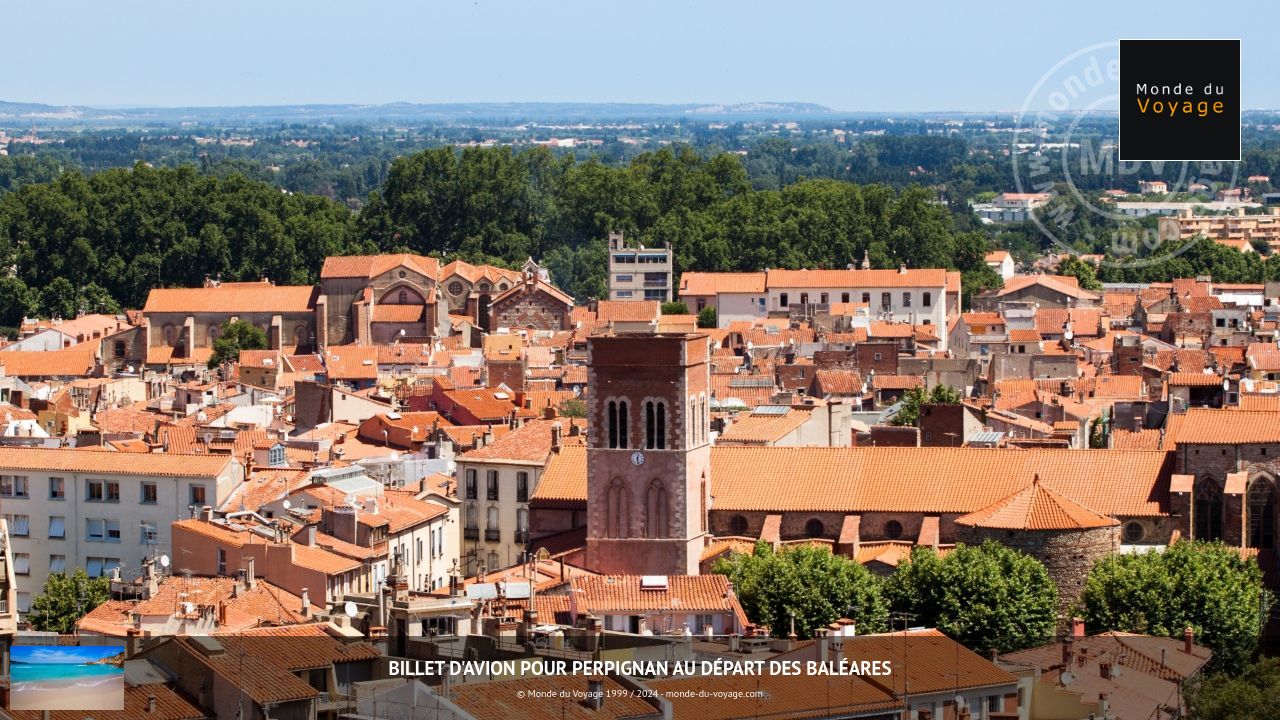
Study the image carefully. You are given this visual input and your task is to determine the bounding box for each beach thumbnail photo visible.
[9,644,125,711]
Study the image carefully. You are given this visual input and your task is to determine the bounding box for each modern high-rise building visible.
[606,231,673,302]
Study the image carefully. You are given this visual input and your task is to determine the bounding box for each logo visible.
[1119,39,1240,161]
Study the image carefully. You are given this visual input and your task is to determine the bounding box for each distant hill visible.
[0,100,839,126]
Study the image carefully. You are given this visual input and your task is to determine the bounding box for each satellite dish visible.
[159,554,170,568]
[1063,330,1074,341]
[282,500,292,510]
[181,602,195,614]
[344,601,358,618]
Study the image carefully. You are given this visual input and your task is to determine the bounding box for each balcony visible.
[514,530,529,545]
[484,528,501,543]
[464,527,480,541]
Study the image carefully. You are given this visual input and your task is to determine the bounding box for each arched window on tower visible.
[645,401,666,449]
[606,478,629,538]
[646,480,669,539]
[607,401,618,448]
[1247,476,1277,549]
[1195,476,1224,541]
[618,400,628,448]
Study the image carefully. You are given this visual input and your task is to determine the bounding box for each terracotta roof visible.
[490,277,575,308]
[871,374,924,390]
[868,321,915,338]
[1173,408,1280,444]
[535,445,1171,517]
[449,675,657,720]
[1237,394,1280,412]
[718,408,812,444]
[998,274,1099,300]
[1111,428,1164,450]
[323,346,379,381]
[1008,328,1043,342]
[594,300,660,323]
[813,369,863,396]
[143,282,315,314]
[442,387,519,422]
[0,447,232,477]
[1168,371,1224,387]
[986,250,1011,262]
[955,476,1119,530]
[679,272,768,295]
[370,304,425,323]
[1037,308,1105,337]
[92,408,163,436]
[0,347,97,377]
[766,268,949,289]
[319,253,440,279]
[570,574,743,614]
[459,418,586,462]
[651,669,898,720]
[962,312,1004,326]
[439,424,513,448]
[9,683,205,720]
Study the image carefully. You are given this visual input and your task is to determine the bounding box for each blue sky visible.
[12,645,122,664]
[10,0,1278,110]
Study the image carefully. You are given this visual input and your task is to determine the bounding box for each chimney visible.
[551,423,562,453]
[898,264,907,274]
[370,497,379,515]
[1077,647,1088,667]
[146,695,157,714]
[543,405,557,420]
[1098,693,1109,718]
[201,505,213,522]
[1072,617,1085,638]
[244,558,256,590]
[301,588,311,618]
[305,525,317,547]
[586,679,604,710]
[217,601,228,626]
[1184,626,1194,654]
[1062,637,1074,665]
[815,627,829,661]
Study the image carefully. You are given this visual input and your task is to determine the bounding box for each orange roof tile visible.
[594,300,660,322]
[143,282,315,314]
[718,408,812,444]
[0,346,98,377]
[1110,428,1163,450]
[570,574,742,614]
[955,476,1119,530]
[459,418,587,462]
[767,267,949,289]
[998,274,1099,300]
[679,272,768,295]
[1173,408,1280,444]
[370,304,425,323]
[0,447,232,477]
[319,253,440,279]
[323,346,379,381]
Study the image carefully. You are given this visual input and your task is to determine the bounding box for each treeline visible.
[0,146,1002,327]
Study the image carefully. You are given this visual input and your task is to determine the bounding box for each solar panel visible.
[751,406,791,416]
[465,583,498,599]
[502,582,532,599]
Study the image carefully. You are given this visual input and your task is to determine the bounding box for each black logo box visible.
[1119,39,1240,162]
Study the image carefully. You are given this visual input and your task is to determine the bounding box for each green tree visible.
[1185,657,1280,720]
[0,276,34,329]
[29,568,110,634]
[714,542,888,639]
[38,277,79,319]
[660,301,689,315]
[1081,541,1273,673]
[890,383,963,427]
[885,542,1058,653]
[557,397,587,418]
[208,319,268,368]
[697,306,717,328]
[1056,255,1104,290]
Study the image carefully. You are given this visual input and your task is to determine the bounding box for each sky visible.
[9,0,1279,111]
[12,645,122,664]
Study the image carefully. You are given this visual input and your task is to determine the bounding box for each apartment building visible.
[606,231,673,302]
[1157,206,1280,252]
[0,448,243,613]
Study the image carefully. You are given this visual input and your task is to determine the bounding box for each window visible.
[417,538,423,565]
[13,554,28,576]
[141,482,157,504]
[861,292,870,304]
[48,516,65,539]
[105,519,121,543]
[1195,477,1224,541]
[217,548,226,575]
[1123,522,1145,543]
[465,504,478,529]
[615,274,633,283]
[1247,477,1276,549]
[645,400,666,449]
[49,477,64,500]
[616,290,633,298]
[841,292,850,303]
[141,525,158,544]
[5,514,28,537]
[106,481,120,502]
[189,484,206,506]
[516,472,529,503]
[819,293,828,304]
[486,470,499,501]
[779,293,789,308]
[799,293,809,305]
[884,520,904,539]
[923,292,932,307]
[268,446,285,466]
[49,555,66,574]
[607,400,629,449]
[729,515,748,535]
[86,518,105,542]
[1,475,28,498]
[804,518,825,538]
[645,480,669,539]
[86,480,104,501]
[606,478,629,538]
[486,551,499,572]
[114,340,126,356]
[880,292,891,308]
[465,469,478,500]
[902,292,912,307]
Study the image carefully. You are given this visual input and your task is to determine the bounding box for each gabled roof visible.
[678,272,767,295]
[955,476,1119,530]
[489,277,575,308]
[998,274,1100,301]
[766,267,949,289]
[459,418,587,462]
[1173,408,1280,444]
[0,347,98,377]
[570,574,742,614]
[320,253,440,280]
[0,447,233,477]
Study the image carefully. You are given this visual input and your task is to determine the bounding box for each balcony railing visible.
[514,530,529,544]
[464,527,480,541]
[485,528,501,543]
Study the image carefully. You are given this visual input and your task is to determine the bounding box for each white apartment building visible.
[0,448,243,615]
[606,231,673,302]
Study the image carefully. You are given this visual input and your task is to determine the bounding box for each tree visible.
[885,542,1058,653]
[660,301,689,315]
[697,306,717,328]
[557,397,587,418]
[208,319,268,368]
[29,568,110,634]
[1185,657,1280,720]
[1081,540,1273,673]
[38,278,79,319]
[1057,255,1104,290]
[714,542,888,639]
[0,276,34,329]
[889,383,963,427]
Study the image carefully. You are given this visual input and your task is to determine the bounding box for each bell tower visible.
[585,331,712,575]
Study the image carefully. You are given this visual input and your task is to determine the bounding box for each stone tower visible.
[584,331,712,575]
